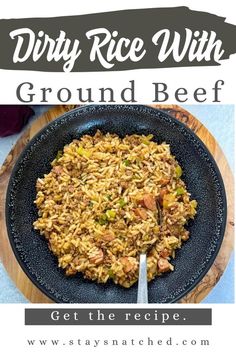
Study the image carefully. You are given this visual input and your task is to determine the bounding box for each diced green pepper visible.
[191,200,197,208]
[190,200,198,214]
[77,146,91,158]
[176,187,185,195]
[106,209,116,220]
[175,165,183,178]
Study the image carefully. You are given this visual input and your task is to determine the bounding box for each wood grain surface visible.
[0,104,234,303]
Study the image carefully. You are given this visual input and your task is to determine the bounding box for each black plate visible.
[6,105,227,303]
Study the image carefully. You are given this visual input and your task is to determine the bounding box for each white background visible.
[0,1,235,353]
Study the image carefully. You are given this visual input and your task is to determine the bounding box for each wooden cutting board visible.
[0,105,234,303]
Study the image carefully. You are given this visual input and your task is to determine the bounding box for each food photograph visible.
[0,104,234,303]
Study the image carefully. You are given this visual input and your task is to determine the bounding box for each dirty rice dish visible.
[33,131,197,288]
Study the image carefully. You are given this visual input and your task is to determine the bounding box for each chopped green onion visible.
[55,150,63,161]
[146,134,154,140]
[97,214,108,225]
[142,134,154,145]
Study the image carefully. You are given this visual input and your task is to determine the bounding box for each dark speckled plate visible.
[6,105,227,303]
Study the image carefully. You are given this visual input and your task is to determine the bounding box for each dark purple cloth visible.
[0,105,34,137]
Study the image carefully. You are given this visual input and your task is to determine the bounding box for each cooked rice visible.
[33,130,197,288]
